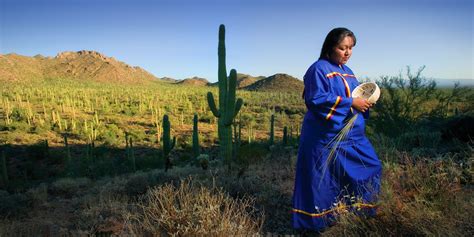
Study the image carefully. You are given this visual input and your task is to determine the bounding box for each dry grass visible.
[0,146,472,236]
[125,178,263,236]
[322,152,474,236]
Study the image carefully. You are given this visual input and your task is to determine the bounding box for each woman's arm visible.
[304,67,353,125]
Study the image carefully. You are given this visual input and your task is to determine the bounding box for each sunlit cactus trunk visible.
[207,24,243,168]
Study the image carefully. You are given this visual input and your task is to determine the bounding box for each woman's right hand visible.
[352,98,372,112]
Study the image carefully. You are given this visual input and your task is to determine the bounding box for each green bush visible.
[98,124,124,146]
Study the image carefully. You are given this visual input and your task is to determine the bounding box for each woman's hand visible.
[352,98,372,112]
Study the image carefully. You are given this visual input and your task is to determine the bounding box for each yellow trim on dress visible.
[292,203,378,218]
[325,96,341,120]
[325,72,356,79]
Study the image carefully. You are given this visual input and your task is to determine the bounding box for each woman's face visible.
[330,36,354,65]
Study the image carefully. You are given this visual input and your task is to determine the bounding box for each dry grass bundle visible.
[126,178,263,236]
[319,114,360,188]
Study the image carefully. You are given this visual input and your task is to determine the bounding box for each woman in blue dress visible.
[292,28,382,231]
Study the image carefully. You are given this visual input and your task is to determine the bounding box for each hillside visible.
[243,73,303,93]
[0,54,45,82]
[208,73,266,88]
[175,76,210,86]
[0,51,158,83]
[236,73,266,88]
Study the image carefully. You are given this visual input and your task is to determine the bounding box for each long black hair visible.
[319,27,356,60]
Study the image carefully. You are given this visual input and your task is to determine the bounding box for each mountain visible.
[0,53,45,82]
[208,73,266,89]
[236,73,266,88]
[0,50,159,83]
[175,76,210,86]
[160,77,179,83]
[434,78,474,88]
[243,73,303,93]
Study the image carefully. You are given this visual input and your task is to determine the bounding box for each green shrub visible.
[98,124,124,146]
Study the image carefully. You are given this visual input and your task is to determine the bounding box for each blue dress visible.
[292,58,382,230]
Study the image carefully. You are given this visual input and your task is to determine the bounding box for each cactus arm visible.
[207,92,220,117]
[171,137,176,150]
[224,69,238,125]
[234,98,243,118]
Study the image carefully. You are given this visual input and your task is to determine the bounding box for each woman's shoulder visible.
[307,59,332,74]
[313,58,332,69]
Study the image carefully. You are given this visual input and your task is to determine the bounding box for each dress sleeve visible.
[304,67,353,125]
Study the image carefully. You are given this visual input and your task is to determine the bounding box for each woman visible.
[292,28,382,231]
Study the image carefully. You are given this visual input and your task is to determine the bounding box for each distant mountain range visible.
[2,51,468,93]
[0,51,158,83]
[433,78,474,87]
[0,51,304,93]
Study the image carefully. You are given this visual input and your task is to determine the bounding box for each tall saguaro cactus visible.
[192,114,200,159]
[207,24,243,166]
[269,114,275,146]
[162,114,176,172]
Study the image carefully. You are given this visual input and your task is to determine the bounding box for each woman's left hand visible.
[352,98,373,112]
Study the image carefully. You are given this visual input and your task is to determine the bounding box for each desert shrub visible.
[49,177,91,198]
[374,66,473,137]
[124,172,150,196]
[99,123,124,146]
[430,83,474,117]
[78,194,129,236]
[25,183,48,207]
[9,107,28,123]
[196,154,209,170]
[0,190,29,217]
[120,105,139,116]
[394,130,441,149]
[127,129,147,144]
[126,178,263,236]
[0,121,30,132]
[441,114,474,143]
[198,112,214,123]
[374,66,437,135]
[236,143,269,166]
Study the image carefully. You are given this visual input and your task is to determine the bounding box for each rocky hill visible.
[208,73,266,89]
[175,76,210,86]
[236,73,266,88]
[0,50,158,83]
[243,73,303,93]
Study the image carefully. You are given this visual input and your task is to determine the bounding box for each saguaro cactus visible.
[64,134,71,162]
[207,24,243,166]
[233,112,242,158]
[162,114,176,172]
[192,114,200,159]
[269,114,275,145]
[283,126,288,145]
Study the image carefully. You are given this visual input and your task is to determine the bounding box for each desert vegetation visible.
[0,25,473,235]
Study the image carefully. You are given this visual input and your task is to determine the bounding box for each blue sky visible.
[1,0,472,82]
